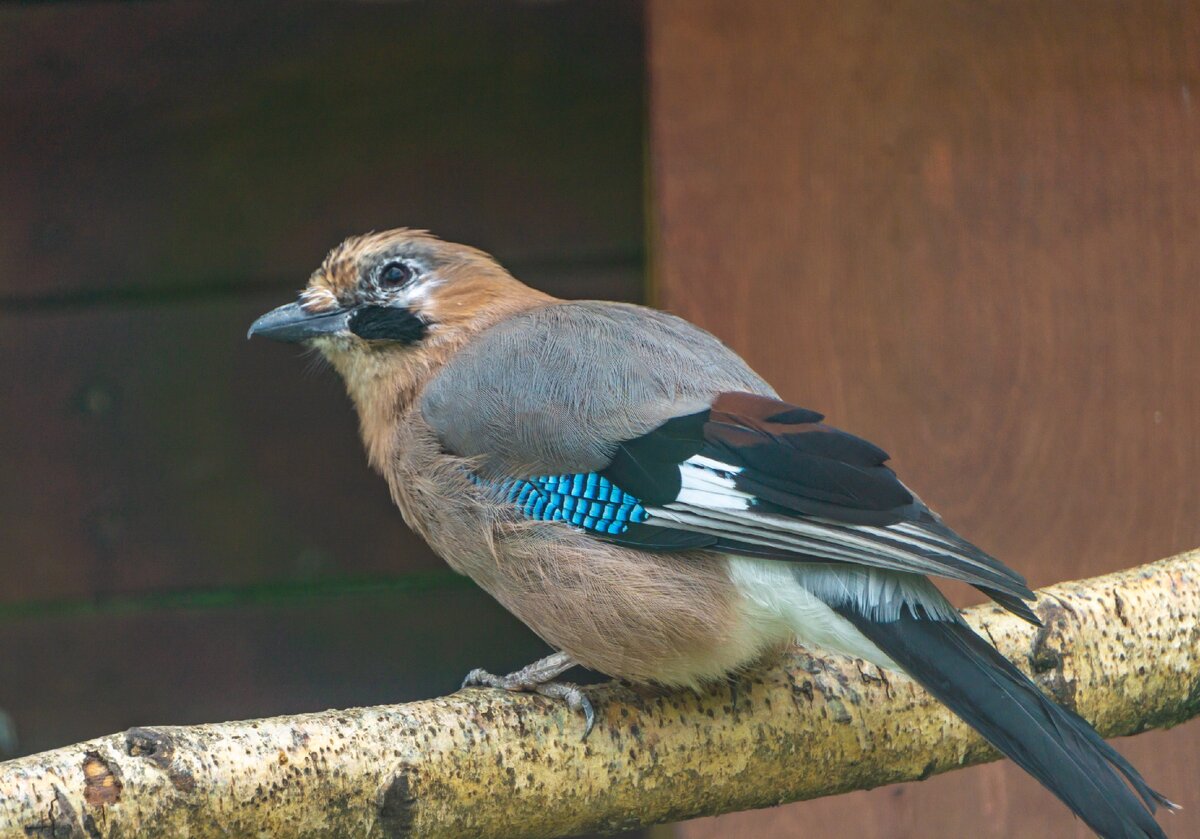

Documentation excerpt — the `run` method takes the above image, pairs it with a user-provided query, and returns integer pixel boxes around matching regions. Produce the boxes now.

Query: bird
[249,228,1172,838]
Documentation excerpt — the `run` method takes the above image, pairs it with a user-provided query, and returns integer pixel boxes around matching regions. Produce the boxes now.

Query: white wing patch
[671,456,752,510]
[686,454,744,475]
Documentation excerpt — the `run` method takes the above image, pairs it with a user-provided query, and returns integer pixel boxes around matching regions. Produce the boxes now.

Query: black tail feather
[836,607,1172,839]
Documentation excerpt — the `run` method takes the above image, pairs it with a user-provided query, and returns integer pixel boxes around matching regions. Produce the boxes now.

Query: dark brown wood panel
[0,1,643,301]
[650,1,1200,836]
[1,295,434,603]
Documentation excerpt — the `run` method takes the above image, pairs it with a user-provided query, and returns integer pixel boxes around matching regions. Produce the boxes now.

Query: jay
[250,229,1170,838]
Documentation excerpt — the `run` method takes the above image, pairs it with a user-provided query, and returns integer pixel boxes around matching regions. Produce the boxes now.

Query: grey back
[421,301,774,476]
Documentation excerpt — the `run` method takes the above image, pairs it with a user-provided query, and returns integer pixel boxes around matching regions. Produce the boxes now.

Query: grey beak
[247,302,354,343]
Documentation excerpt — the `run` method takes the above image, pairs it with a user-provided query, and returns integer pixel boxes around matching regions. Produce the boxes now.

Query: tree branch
[2,551,1198,839]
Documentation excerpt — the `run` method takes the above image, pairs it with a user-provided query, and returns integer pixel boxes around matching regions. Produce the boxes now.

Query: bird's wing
[466,388,1038,624]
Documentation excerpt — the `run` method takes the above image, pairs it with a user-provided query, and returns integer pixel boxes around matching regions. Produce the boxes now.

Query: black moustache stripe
[349,305,428,344]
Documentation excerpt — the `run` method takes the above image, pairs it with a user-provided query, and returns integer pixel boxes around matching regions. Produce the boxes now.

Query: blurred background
[2,2,1198,837]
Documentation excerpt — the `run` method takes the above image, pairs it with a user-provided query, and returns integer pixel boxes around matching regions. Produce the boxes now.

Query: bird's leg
[461,650,576,691]
[461,651,596,739]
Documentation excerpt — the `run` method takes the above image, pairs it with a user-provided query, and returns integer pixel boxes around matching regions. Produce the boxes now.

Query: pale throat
[327,347,434,473]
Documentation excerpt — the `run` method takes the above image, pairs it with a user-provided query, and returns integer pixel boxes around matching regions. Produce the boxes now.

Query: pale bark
[2,550,1198,839]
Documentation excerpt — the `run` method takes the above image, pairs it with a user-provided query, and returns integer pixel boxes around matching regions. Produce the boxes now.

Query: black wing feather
[601,391,1037,621]
[602,410,707,505]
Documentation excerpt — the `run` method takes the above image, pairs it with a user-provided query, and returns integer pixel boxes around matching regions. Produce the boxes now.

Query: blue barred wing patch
[476,472,648,535]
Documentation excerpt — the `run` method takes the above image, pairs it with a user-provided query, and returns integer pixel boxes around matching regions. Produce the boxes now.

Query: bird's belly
[433,523,785,686]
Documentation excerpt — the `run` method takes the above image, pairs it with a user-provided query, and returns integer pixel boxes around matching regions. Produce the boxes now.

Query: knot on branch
[82,752,121,807]
[125,727,195,793]
[1030,599,1080,711]
[379,765,420,838]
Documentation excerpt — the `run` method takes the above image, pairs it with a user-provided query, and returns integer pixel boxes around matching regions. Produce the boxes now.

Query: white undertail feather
[725,558,899,671]
[790,563,960,622]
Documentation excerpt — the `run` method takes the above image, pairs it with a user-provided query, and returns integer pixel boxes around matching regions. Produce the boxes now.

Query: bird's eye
[378,261,416,288]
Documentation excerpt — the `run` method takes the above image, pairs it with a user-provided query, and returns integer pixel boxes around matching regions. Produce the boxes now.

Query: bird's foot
[460,651,595,740]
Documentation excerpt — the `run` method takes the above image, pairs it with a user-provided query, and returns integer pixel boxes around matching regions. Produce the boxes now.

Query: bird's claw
[535,681,596,741]
[459,667,594,740]
[461,668,501,690]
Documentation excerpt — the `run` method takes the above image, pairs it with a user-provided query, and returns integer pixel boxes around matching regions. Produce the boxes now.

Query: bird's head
[250,229,553,466]
[249,228,552,400]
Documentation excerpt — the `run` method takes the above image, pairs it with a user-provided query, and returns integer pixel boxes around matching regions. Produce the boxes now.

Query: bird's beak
[247,302,354,343]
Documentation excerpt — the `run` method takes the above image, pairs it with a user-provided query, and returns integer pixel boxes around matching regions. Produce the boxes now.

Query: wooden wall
[650,1,1200,836]
[0,0,644,779]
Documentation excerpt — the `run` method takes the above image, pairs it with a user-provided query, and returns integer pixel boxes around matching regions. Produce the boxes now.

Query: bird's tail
[835,606,1174,839]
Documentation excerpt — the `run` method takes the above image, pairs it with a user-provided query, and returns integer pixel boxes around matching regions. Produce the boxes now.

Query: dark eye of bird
[379,261,416,288]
